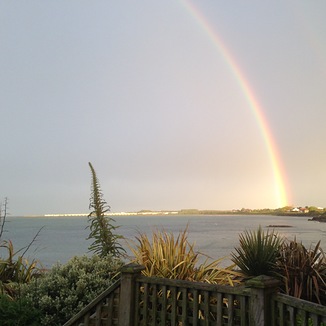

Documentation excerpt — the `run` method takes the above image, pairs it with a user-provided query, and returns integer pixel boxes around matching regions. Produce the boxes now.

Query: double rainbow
[181,0,290,207]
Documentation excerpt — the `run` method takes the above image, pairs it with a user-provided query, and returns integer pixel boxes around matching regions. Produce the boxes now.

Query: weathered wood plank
[134,281,141,323]
[274,293,326,316]
[151,283,157,325]
[227,294,234,326]
[170,286,177,326]
[299,309,308,326]
[136,275,246,295]
[288,306,295,325]
[143,282,149,324]
[161,285,167,325]
[95,304,102,326]
[181,288,187,325]
[215,292,223,325]
[193,289,199,326]
[105,297,113,326]
[203,291,209,326]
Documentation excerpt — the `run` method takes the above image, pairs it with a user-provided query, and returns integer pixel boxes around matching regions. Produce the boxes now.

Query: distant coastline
[16,206,326,219]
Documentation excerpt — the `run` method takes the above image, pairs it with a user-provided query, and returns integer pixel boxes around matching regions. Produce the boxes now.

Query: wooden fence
[64,263,326,326]
[271,293,326,325]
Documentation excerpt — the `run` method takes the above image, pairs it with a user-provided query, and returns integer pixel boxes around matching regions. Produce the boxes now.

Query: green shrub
[22,255,122,326]
[276,238,326,304]
[0,295,41,326]
[231,226,283,277]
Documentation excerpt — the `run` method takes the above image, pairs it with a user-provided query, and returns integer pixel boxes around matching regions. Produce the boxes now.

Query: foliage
[275,238,326,304]
[231,226,326,304]
[87,162,125,257]
[231,226,284,277]
[130,228,241,285]
[0,295,41,326]
[0,240,40,298]
[0,198,41,298]
[22,255,122,326]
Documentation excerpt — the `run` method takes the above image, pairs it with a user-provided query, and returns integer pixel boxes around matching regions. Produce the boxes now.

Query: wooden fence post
[246,275,280,326]
[118,263,144,326]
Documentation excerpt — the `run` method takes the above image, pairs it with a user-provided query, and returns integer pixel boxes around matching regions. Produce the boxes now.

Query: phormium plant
[276,238,326,304]
[0,198,41,298]
[130,227,241,285]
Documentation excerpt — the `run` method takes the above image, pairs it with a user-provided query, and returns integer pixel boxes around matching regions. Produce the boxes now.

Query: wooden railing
[64,264,326,326]
[134,275,251,325]
[271,293,326,326]
[64,280,121,326]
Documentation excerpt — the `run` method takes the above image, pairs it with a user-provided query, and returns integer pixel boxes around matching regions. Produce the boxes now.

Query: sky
[1,1,326,216]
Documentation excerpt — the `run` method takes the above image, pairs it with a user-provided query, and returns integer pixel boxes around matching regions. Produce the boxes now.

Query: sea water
[2,215,326,268]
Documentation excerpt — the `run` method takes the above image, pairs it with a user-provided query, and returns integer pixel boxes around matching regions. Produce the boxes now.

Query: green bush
[22,255,122,326]
[0,295,41,325]
[231,226,283,277]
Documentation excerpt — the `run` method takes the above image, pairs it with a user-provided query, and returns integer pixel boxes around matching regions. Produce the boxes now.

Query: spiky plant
[0,199,41,298]
[0,240,39,298]
[231,226,283,277]
[87,162,125,257]
[129,228,241,285]
[276,238,326,304]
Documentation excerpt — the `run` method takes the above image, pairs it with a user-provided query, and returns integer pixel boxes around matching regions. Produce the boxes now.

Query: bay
[2,214,326,268]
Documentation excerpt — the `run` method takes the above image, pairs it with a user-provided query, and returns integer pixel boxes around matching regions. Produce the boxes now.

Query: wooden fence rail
[64,280,121,326]
[64,263,326,326]
[271,293,326,326]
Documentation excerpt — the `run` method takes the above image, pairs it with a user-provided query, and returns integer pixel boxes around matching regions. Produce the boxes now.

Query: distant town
[24,206,326,220]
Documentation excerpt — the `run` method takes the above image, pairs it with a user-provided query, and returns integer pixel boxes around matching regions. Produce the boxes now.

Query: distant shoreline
[13,208,323,219]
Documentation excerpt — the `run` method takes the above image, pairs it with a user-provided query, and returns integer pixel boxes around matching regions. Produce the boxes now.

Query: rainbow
[180,0,290,207]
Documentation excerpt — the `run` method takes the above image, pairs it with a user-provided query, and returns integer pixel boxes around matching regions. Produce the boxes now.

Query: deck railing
[134,275,251,325]
[271,293,326,326]
[64,263,326,326]
[64,279,121,326]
